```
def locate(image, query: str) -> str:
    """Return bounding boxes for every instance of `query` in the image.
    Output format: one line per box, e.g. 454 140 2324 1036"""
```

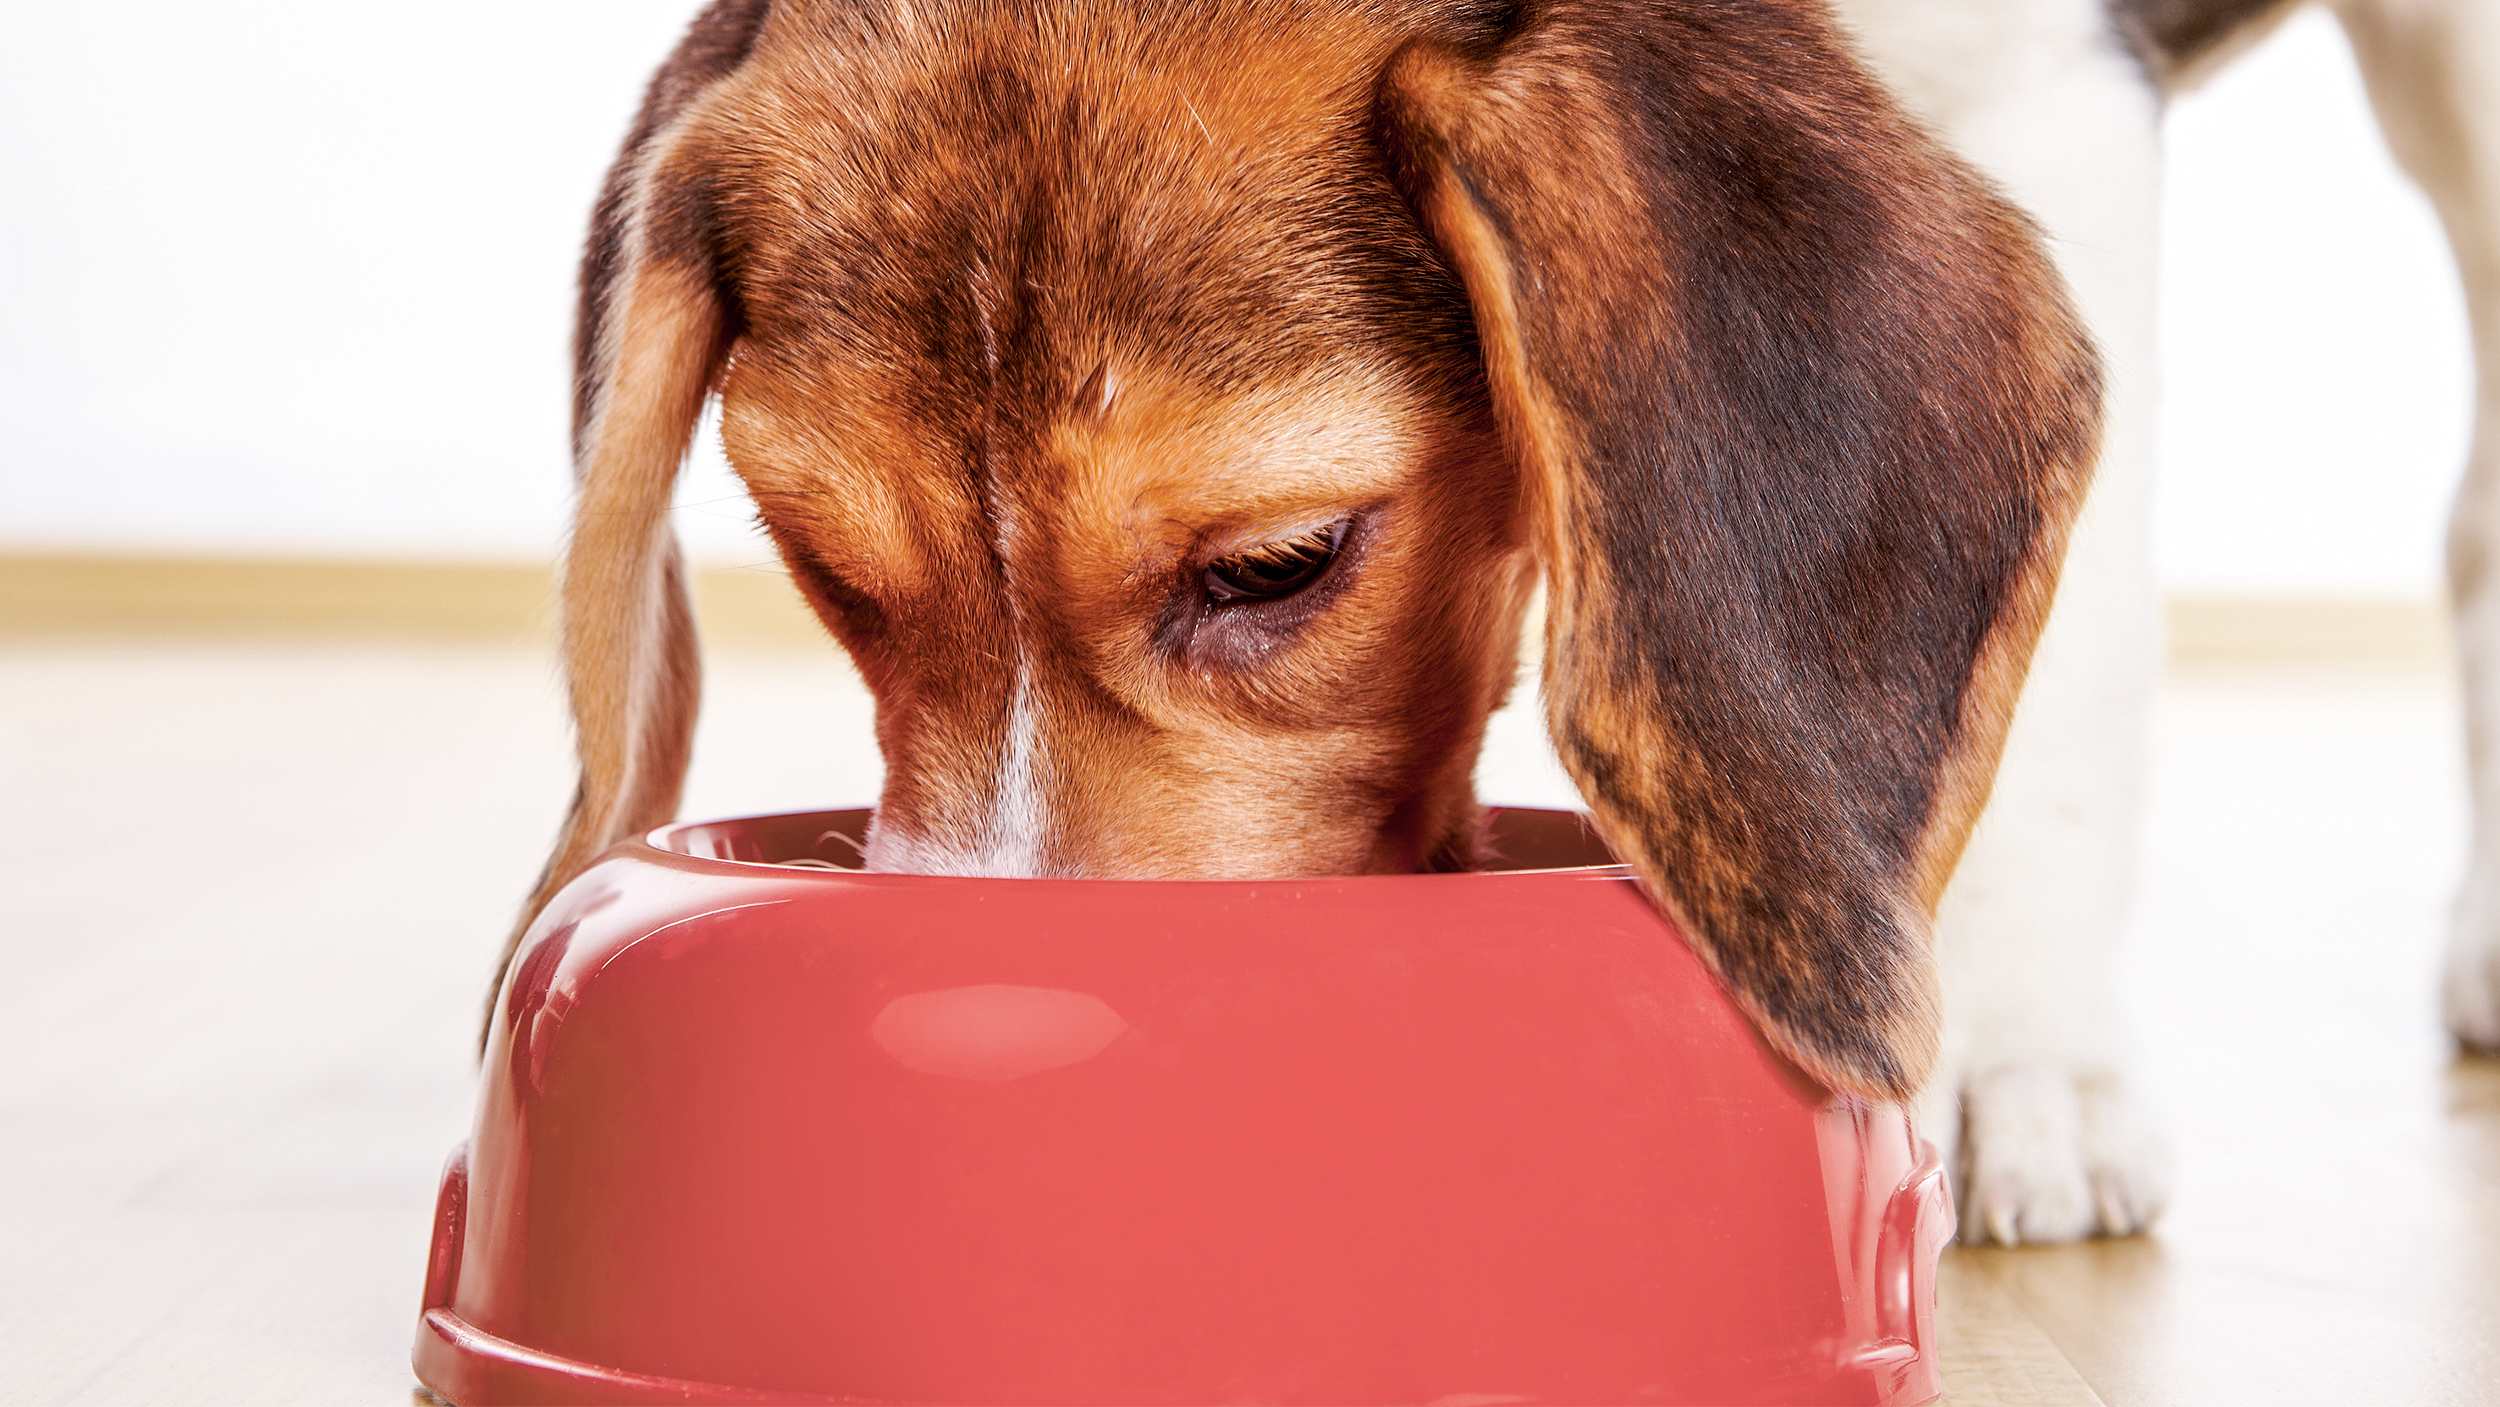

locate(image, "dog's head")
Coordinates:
516 0 2101 1102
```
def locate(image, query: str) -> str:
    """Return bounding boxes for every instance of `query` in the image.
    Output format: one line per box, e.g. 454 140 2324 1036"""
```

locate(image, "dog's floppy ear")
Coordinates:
1377 1 2101 1100
491 0 768 1004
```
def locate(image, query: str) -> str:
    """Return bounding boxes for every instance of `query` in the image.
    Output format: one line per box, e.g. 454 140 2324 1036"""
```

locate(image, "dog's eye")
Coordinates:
1205 521 1347 604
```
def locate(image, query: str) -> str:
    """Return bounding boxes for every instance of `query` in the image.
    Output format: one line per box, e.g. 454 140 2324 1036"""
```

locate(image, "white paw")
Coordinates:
1954 1063 2170 1246
2445 878 2500 1050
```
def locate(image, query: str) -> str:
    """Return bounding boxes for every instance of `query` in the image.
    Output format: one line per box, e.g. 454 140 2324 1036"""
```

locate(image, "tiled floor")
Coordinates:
0 639 2493 1405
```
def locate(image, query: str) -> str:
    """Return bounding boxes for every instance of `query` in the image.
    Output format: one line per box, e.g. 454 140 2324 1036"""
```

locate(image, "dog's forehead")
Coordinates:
703 5 1467 401
701 5 1476 591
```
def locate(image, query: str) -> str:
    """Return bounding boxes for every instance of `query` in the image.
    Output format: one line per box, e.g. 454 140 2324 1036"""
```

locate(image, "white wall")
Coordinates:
2157 6 2472 596
0 3 2476 588
0 1 763 563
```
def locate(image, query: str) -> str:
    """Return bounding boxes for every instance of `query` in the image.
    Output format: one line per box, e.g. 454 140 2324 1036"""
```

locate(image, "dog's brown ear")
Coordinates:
491 0 768 1004
1378 1 2101 1100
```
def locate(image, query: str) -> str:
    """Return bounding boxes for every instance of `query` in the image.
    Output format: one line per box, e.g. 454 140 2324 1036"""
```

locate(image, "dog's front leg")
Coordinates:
1835 0 2176 1243
2334 0 2500 1051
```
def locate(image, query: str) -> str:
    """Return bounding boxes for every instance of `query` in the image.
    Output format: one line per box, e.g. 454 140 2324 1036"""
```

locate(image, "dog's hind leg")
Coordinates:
1835 0 2177 1242
2334 0 2500 1051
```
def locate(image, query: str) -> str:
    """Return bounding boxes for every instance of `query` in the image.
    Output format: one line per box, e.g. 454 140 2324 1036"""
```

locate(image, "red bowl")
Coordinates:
415 807 1950 1406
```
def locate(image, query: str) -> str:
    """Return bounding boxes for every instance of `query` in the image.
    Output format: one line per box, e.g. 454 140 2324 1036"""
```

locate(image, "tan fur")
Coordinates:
514 218 727 959
503 0 2103 1100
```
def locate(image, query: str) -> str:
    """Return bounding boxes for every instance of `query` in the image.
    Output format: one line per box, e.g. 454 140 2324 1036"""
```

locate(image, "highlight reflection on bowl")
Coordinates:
870 984 1130 1082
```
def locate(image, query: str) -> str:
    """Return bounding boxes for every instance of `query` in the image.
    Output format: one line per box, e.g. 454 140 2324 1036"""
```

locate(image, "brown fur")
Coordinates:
496 0 2102 1103
2107 0 2301 80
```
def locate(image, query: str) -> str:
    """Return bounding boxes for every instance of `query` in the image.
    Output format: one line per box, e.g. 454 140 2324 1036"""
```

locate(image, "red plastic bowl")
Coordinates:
415 807 1950 1406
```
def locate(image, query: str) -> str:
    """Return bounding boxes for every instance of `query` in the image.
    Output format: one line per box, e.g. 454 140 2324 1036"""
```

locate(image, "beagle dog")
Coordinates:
500 1 2103 1150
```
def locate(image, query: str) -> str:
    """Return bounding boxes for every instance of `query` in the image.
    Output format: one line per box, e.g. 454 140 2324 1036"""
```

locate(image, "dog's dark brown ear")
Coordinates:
1377 1 2101 1100
491 0 769 1005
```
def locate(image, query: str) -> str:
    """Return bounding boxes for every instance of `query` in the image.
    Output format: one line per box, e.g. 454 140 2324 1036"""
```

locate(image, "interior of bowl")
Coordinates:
655 806 1623 874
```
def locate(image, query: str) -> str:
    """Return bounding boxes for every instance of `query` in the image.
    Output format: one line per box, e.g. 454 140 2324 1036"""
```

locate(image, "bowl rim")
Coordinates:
637 805 1639 885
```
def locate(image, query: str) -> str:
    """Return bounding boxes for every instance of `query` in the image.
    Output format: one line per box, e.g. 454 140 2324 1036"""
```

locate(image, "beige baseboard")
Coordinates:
0 553 827 649
2165 594 2449 670
0 554 2454 668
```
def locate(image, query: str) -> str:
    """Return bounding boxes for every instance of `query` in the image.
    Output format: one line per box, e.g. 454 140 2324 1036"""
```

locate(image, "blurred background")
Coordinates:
0 2 2473 590
3 5 2493 1405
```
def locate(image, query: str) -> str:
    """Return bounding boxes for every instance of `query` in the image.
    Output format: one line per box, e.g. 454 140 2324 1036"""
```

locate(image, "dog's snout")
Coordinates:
861 663 1055 878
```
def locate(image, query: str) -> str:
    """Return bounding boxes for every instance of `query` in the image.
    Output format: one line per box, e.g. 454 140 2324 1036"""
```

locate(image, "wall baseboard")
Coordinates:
2165 594 2449 670
0 554 2455 668
0 553 826 649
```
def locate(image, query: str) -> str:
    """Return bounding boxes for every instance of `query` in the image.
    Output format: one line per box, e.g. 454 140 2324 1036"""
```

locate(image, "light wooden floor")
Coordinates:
2 636 2495 1405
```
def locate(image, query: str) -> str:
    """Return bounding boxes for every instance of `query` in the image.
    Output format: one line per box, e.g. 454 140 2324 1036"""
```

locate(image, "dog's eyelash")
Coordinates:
1234 525 1341 569
1204 520 1349 604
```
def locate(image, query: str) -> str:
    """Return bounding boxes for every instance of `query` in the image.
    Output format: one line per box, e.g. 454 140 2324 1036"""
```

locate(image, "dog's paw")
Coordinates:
1955 1063 2169 1246
2445 880 2500 1050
